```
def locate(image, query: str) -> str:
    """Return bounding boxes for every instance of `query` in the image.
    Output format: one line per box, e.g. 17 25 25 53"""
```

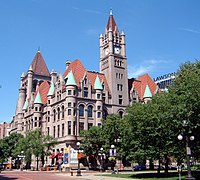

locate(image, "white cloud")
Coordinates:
179 28 200 34
128 58 169 78
128 65 153 78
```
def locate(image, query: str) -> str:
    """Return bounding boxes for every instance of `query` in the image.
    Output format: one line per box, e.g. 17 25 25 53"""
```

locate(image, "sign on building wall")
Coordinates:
63 147 69 164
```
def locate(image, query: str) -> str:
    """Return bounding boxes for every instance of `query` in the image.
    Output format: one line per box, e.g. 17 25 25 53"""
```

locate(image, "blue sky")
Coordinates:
1 0 200 123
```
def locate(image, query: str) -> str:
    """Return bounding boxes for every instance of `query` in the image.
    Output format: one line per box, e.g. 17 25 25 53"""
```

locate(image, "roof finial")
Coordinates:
110 8 113 16
38 46 40 52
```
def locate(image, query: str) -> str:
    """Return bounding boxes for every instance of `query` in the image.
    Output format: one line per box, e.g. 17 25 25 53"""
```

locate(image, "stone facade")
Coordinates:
5 11 158 166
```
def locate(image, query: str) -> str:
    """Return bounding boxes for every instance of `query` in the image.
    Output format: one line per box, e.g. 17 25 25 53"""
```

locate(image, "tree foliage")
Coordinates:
0 133 23 163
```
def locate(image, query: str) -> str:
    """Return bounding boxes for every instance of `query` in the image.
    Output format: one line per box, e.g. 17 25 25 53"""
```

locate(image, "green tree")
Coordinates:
80 126 104 169
0 133 23 163
21 129 56 170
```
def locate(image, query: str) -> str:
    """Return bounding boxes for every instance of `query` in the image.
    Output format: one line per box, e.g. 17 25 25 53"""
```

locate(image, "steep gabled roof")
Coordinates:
132 73 158 100
106 10 119 33
35 81 50 104
30 51 50 77
87 71 110 92
63 59 86 87
63 59 110 92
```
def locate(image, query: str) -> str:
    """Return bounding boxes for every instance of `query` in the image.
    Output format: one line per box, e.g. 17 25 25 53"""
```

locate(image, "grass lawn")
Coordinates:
98 171 200 179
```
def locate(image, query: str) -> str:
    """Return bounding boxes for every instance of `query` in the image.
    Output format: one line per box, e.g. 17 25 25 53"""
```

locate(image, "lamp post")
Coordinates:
76 142 82 176
98 148 105 172
114 138 122 173
178 120 195 180
110 144 116 174
18 151 24 171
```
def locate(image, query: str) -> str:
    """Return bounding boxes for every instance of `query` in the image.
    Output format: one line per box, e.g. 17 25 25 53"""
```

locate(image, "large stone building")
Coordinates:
5 11 158 165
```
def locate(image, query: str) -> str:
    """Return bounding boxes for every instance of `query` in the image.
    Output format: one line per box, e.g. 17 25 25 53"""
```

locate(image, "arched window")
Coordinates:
79 104 84 117
53 109 56 122
119 111 123 118
62 105 64 119
57 107 60 120
88 105 93 117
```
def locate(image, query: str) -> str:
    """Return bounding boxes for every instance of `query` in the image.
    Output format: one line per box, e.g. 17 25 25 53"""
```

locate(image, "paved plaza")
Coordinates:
0 170 136 180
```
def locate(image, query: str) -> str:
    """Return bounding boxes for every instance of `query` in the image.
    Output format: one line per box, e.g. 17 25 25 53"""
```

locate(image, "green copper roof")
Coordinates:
65 71 77 86
143 85 152 98
47 82 55 96
22 99 28 110
94 75 103 90
34 91 43 104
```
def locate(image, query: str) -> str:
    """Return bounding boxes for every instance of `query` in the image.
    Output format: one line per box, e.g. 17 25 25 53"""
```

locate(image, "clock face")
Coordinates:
114 47 120 54
105 48 109 55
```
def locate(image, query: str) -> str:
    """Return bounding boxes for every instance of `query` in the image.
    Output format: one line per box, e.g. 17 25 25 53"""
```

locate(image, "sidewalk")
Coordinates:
56 170 137 180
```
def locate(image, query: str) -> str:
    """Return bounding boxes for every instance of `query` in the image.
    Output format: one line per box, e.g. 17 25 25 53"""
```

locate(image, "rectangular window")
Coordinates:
119 95 123 105
97 112 101 118
88 123 93 129
47 127 50 136
98 123 101 127
35 107 38 111
62 123 64 137
117 84 123 91
68 102 72 107
68 121 71 135
68 90 72 95
84 91 88 98
68 109 71 115
73 122 76 135
57 125 60 138
84 87 88 98
53 126 56 138
97 94 101 99
34 122 37 127
97 106 101 110
79 122 84 132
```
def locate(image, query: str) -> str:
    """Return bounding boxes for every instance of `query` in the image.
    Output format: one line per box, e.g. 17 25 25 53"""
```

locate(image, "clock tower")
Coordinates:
100 10 129 112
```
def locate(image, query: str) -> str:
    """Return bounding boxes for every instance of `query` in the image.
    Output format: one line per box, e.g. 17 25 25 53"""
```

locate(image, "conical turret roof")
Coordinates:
22 99 28 110
47 82 55 96
65 70 77 86
143 85 152 98
34 91 43 104
94 75 103 90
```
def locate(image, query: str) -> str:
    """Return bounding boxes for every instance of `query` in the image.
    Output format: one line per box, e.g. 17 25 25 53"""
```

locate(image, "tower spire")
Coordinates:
110 8 113 16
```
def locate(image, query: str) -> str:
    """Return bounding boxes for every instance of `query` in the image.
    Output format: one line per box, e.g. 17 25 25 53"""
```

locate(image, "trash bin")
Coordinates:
70 171 73 176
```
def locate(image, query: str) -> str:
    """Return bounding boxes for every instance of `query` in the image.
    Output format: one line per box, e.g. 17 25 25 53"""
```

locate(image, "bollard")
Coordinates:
70 171 73 176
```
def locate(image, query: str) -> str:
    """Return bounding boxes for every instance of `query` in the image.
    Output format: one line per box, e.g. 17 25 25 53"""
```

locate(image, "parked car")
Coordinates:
133 165 146 171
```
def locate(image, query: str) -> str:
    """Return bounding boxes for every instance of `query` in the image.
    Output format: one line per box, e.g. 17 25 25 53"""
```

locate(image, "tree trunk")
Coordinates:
164 154 169 174
36 156 39 171
149 159 154 170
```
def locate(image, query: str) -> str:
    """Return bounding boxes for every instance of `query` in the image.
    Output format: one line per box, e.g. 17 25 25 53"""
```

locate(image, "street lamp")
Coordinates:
178 121 195 180
18 151 24 171
98 148 105 173
76 142 82 176
114 138 122 172
110 144 116 174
